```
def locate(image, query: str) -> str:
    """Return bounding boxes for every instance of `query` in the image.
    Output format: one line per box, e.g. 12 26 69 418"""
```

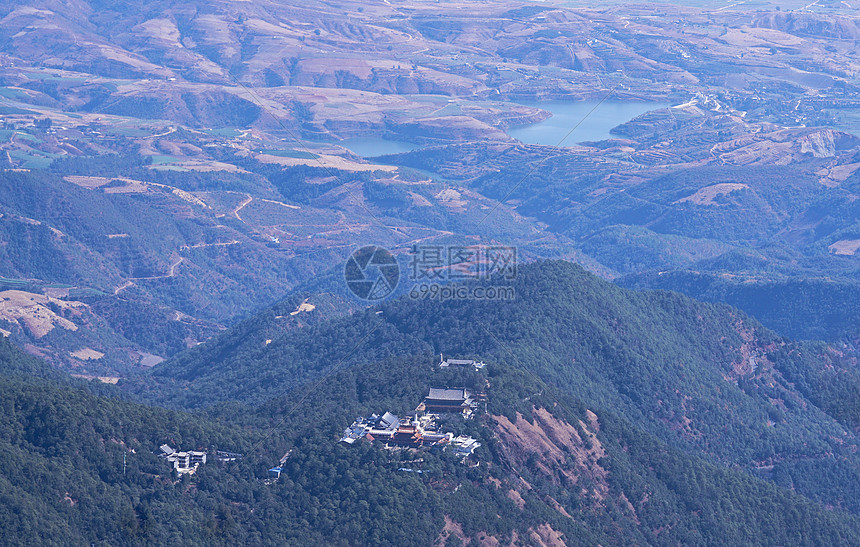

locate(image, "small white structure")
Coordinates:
450 435 481 458
439 354 486 371
216 450 243 463
165 449 207 474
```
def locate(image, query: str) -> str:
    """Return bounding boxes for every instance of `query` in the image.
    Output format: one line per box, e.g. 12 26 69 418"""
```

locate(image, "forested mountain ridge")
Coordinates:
619 270 860 343
4 327 860 545
0 336 261 545
144 260 860 517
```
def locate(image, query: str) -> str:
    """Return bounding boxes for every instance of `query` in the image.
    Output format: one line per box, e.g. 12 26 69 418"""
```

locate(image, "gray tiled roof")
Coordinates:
427 388 466 401
379 411 399 429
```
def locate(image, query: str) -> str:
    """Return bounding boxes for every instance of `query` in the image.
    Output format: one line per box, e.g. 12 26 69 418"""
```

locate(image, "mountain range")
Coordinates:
1 0 860 374
5 260 860 545
3 0 860 543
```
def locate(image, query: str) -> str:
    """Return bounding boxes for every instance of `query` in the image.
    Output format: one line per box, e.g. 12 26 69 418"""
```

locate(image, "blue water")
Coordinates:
330 101 669 157
507 101 670 145
338 137 418 157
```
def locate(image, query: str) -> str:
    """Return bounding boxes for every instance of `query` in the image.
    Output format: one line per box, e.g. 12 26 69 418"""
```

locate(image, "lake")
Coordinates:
337 137 419 157
507 100 671 145
331 101 670 157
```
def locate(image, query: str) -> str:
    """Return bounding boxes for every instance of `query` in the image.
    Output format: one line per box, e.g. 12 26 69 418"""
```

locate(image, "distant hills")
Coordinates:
619 270 860 343
2 0 860 373
0 162 541 374
385 130 860 282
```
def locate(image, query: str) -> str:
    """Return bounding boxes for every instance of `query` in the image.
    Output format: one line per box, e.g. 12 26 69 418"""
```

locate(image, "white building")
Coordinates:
450 435 481 458
164 449 207 474
439 354 486 371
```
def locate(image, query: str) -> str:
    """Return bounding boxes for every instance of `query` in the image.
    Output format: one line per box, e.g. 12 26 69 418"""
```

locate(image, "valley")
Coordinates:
2 0 860 371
